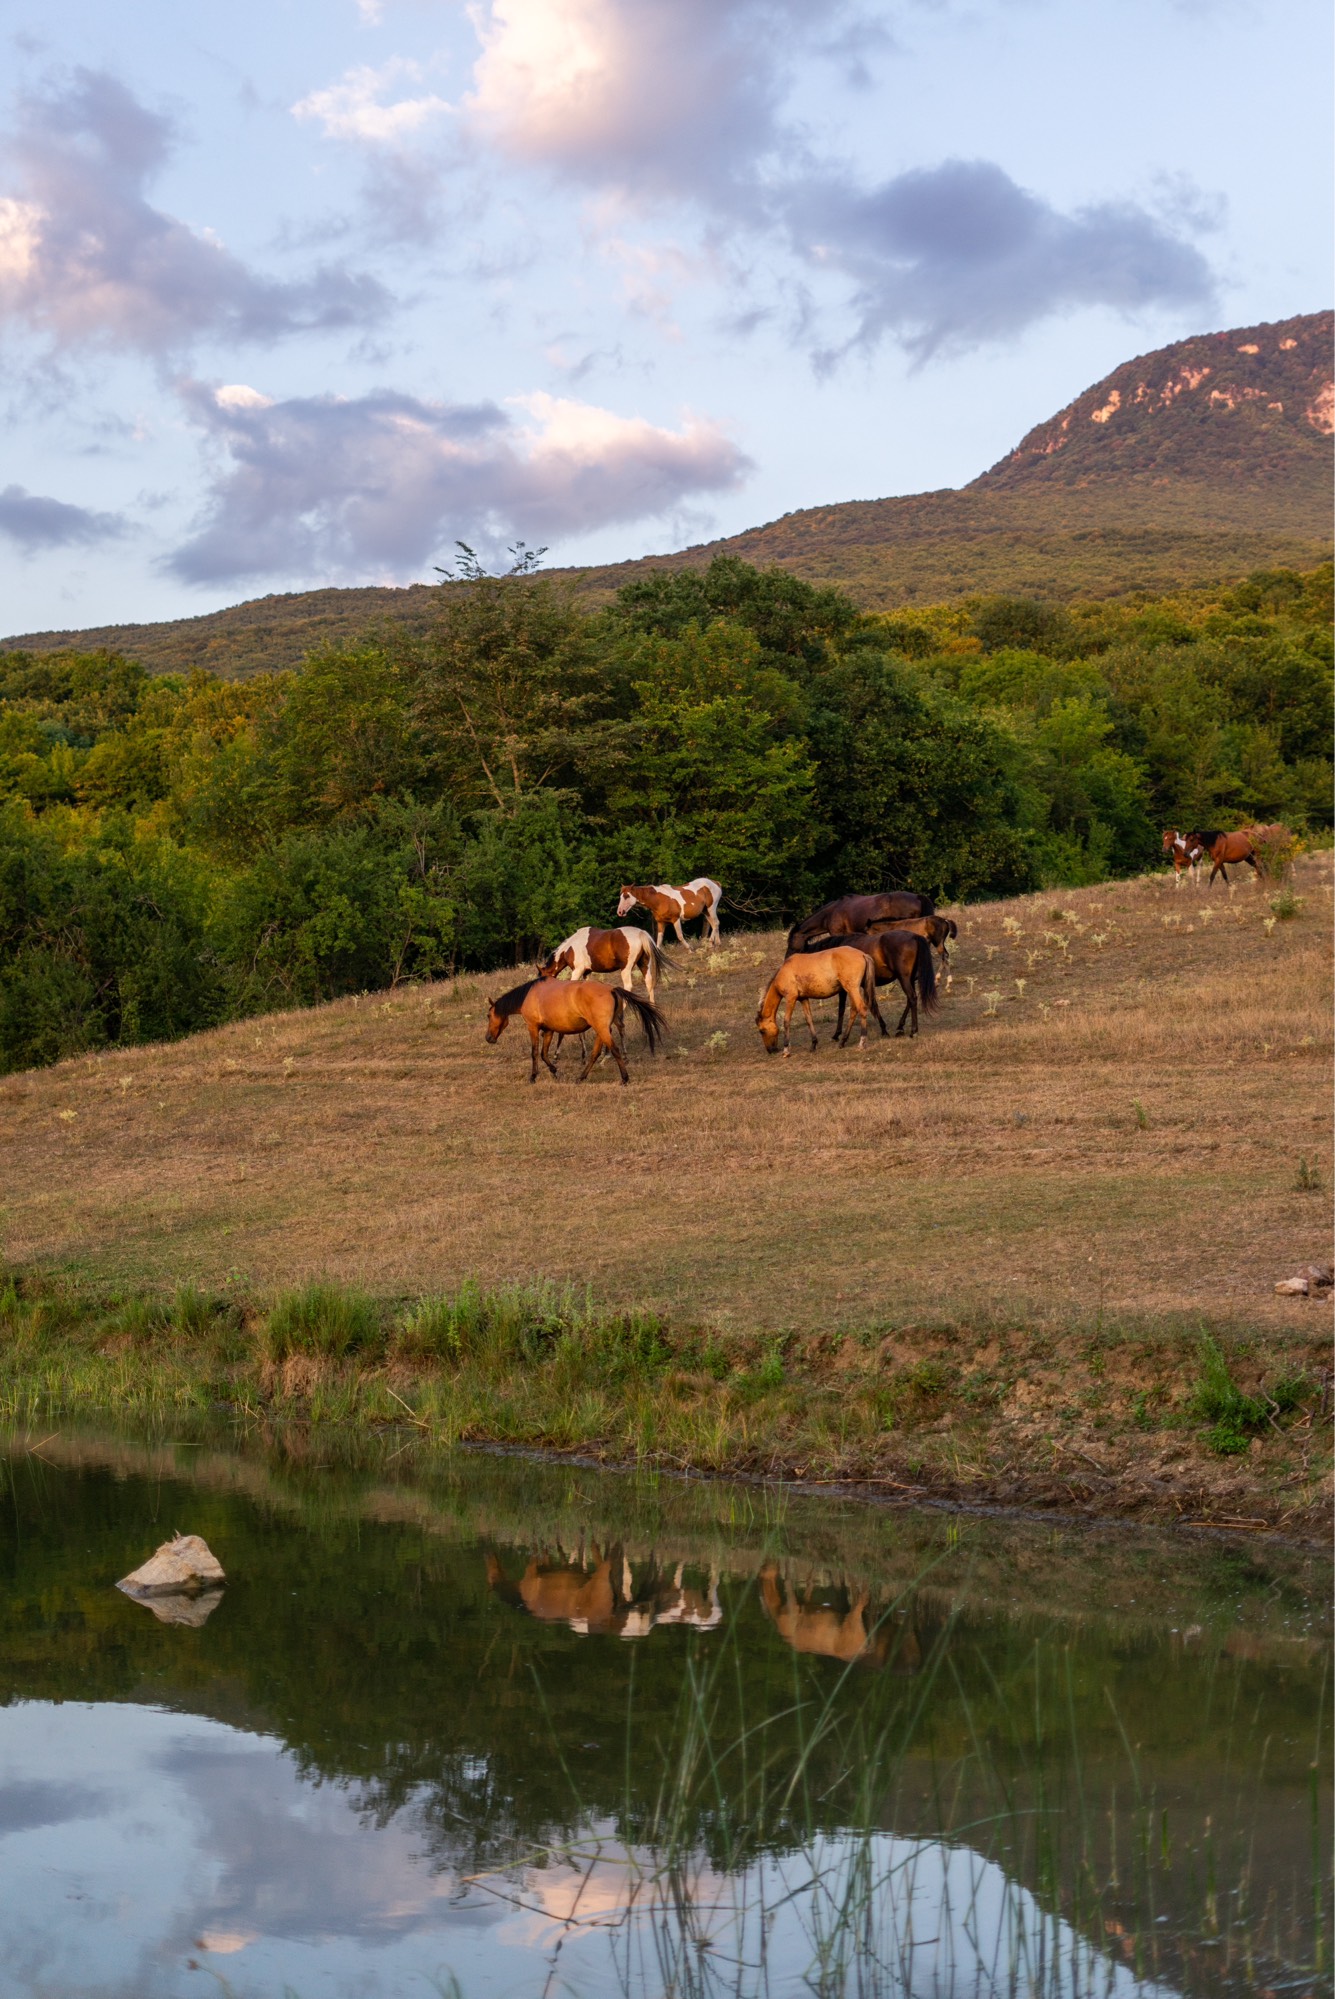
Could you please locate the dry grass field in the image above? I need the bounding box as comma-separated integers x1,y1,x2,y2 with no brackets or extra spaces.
2,853,1331,1335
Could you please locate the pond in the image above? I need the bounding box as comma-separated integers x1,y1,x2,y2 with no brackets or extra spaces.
0,1427,1328,1998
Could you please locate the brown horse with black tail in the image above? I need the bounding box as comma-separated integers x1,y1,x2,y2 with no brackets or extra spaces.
787,890,934,956
485,979,665,1084
1191,829,1261,885
807,928,939,1038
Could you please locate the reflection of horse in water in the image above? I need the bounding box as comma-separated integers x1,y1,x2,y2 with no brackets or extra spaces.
758,1562,921,1672
486,1549,722,1640
652,1563,722,1630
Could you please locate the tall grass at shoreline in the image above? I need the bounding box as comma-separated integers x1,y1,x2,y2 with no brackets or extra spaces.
0,1267,1327,1535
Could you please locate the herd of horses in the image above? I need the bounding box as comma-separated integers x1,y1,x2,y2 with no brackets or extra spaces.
484,829,1273,1082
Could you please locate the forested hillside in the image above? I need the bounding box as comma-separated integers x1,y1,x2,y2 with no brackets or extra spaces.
1,556,1329,1073
5,314,1329,674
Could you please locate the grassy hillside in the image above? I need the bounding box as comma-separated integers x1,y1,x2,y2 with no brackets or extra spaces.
2,855,1330,1533
5,314,1329,673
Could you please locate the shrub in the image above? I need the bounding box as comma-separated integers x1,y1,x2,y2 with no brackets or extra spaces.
265,1283,383,1360
1269,887,1303,919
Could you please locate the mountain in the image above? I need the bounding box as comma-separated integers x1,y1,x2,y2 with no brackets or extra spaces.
4,311,1330,675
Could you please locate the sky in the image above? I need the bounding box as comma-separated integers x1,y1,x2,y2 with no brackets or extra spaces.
0,0,1330,633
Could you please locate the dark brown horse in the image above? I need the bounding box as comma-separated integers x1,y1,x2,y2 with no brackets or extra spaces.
485,979,665,1084
1190,829,1261,885
810,928,939,1039
787,890,934,956
865,911,957,968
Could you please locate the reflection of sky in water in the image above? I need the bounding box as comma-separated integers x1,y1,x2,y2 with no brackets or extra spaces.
0,1702,1177,1999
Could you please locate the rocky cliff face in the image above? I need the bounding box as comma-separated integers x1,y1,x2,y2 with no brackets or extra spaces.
972,311,1332,492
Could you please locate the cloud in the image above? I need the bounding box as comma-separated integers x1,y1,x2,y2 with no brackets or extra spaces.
785,158,1218,361
0,69,389,357
464,0,825,203
292,61,450,145
0,483,128,552
168,380,750,582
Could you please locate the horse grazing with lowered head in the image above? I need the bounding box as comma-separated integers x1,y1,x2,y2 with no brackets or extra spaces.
617,878,722,948
806,927,939,1039
486,978,665,1084
1191,828,1261,886
865,911,958,970
787,890,933,956
538,925,667,1004
756,946,879,1056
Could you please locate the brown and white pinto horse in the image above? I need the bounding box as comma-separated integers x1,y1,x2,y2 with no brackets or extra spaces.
808,928,939,1039
537,924,667,1004
786,890,933,956
1192,828,1261,885
485,978,665,1084
756,946,879,1055
617,877,722,948
1162,828,1205,881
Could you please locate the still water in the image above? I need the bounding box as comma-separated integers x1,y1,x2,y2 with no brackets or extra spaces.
0,1428,1327,1999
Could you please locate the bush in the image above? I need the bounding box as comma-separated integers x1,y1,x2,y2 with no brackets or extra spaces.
265,1283,383,1360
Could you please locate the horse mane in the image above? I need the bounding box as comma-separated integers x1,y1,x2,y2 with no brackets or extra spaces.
1191,830,1222,847
491,980,537,1016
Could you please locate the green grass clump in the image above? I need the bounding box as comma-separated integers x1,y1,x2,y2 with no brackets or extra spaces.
1270,887,1303,919
266,1283,383,1360
1191,1335,1268,1455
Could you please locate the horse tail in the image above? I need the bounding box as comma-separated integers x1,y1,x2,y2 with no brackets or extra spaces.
645,935,670,982
618,989,667,1055
913,935,938,1015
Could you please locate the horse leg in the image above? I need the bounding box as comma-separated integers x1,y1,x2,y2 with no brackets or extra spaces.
577,1031,604,1083
800,997,818,1049
782,992,796,1057
610,1030,630,1085
673,917,690,950
707,900,721,946
869,982,888,1037
1244,852,1260,880
527,1019,542,1083
831,989,846,1042
539,1029,561,1078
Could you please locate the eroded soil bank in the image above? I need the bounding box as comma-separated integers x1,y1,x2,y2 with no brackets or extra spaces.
2,1272,1330,1542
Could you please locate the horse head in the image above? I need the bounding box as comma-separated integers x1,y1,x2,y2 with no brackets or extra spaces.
616,886,638,918
536,949,568,980
484,999,507,1042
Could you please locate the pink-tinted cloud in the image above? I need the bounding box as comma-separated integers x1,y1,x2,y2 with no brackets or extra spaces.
168,380,751,582
0,70,388,358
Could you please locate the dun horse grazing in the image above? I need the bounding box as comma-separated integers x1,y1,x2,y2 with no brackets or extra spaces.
537,924,667,1004
755,946,879,1056
786,889,933,956
810,927,939,1039
486,978,665,1084
758,1563,893,1668
1192,828,1261,885
617,877,722,948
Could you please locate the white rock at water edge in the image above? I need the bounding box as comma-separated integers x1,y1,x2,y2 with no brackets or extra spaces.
117,1533,225,1597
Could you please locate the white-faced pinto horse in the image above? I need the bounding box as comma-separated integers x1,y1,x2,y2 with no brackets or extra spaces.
537,925,667,1005
755,946,879,1056
809,928,939,1039
786,890,933,956
486,979,665,1084
1162,828,1205,883
1192,828,1261,886
617,878,722,949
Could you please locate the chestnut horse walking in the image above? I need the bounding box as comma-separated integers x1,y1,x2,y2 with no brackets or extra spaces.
537,925,667,1004
486,979,665,1084
756,947,879,1056
808,928,939,1039
617,878,722,948
786,890,934,956
1192,828,1261,885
